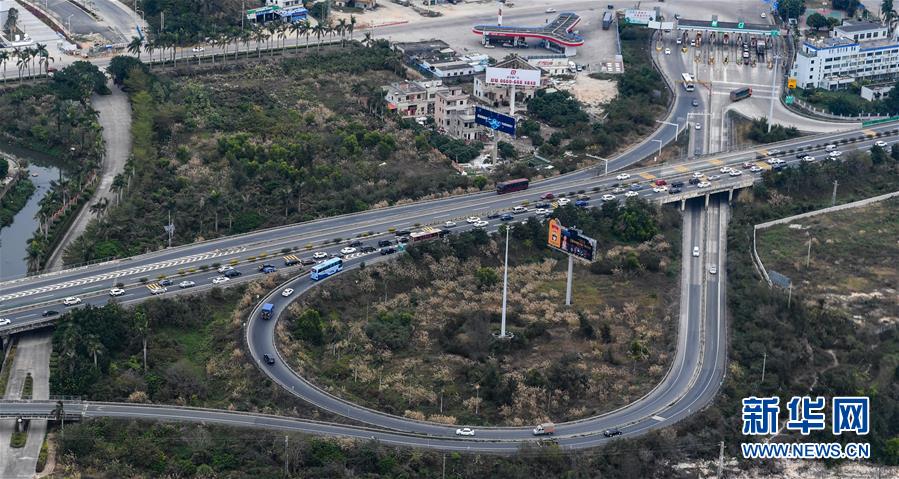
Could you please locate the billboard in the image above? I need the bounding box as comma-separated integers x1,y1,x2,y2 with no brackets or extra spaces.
485,67,541,87
475,106,516,136
548,219,597,262
624,9,655,25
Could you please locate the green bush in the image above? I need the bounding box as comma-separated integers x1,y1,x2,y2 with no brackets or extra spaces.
364,311,413,350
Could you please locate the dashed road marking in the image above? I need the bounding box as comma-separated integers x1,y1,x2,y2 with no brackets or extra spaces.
755,162,772,170
707,159,724,165
673,165,690,173
639,172,656,180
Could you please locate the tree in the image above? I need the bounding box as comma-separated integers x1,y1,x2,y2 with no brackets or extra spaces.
133,308,150,372
50,401,65,434
127,36,143,60
0,158,8,179
806,13,832,30
3,7,18,36
474,267,499,289
778,0,806,21
293,308,324,345
832,0,861,15
884,0,897,26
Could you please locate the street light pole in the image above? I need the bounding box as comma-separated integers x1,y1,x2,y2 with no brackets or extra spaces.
498,224,510,339
768,54,780,133
585,153,608,176
651,139,663,160
656,120,680,142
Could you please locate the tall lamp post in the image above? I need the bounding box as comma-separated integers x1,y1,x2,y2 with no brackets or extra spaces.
493,225,514,340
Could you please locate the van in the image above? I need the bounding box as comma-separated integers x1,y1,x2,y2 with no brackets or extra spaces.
825,144,837,151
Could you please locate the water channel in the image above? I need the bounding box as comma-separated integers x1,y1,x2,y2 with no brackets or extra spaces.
0,142,63,281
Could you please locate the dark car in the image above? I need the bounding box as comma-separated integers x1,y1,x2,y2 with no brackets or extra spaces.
575,199,589,208
487,212,501,219
223,269,242,278
159,279,174,287
397,237,410,244
395,230,411,237
603,429,623,438
796,153,807,159
669,187,682,194
540,192,555,200
259,265,277,273
42,310,59,317
263,354,276,365
360,246,376,253
689,177,701,185
691,99,699,107
500,213,514,221
629,183,644,191
349,240,363,247
301,258,317,266
671,181,684,188
380,247,397,255
534,202,550,209
378,239,392,247
772,163,785,170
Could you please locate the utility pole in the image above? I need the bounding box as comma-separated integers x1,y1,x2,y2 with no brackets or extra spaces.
284,435,289,477
164,211,175,248
565,254,574,306
831,180,839,206
160,11,164,32
768,54,780,133
498,225,511,338
760,351,767,384
717,441,725,478
442,454,446,479
787,282,793,308
806,235,812,268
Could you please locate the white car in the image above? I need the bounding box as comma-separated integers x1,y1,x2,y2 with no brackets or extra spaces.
556,198,571,206
692,246,700,257
444,221,457,228
692,171,704,178
63,297,82,306
664,47,671,55
616,173,630,180
179,280,196,288
729,169,743,176
710,265,718,274
601,194,616,201
0,318,11,326
624,190,639,198
707,175,721,181
281,288,295,297
534,208,548,215
512,206,528,214
652,186,667,193
340,247,357,255
313,251,329,260
828,150,842,158
719,166,732,174
109,288,125,297
191,46,205,52
802,156,815,162
466,216,480,224
473,220,489,228
545,7,557,13
697,181,711,188
766,158,784,165
761,12,766,18
212,276,230,284
612,187,626,194
750,166,763,173
455,428,476,436
874,140,888,148
149,286,167,295
695,122,702,130
217,265,233,274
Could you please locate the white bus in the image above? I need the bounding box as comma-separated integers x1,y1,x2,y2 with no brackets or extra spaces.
681,73,695,92
310,258,343,281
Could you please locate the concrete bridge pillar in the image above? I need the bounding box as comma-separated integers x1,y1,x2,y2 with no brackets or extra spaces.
705,193,710,208
728,188,734,203
681,198,686,211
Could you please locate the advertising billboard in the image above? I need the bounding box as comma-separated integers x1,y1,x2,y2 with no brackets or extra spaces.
624,9,655,25
547,219,597,262
475,106,516,136
485,67,541,87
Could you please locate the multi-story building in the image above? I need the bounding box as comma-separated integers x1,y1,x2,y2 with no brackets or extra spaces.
792,21,899,90
382,80,449,118
434,87,479,141
472,56,542,111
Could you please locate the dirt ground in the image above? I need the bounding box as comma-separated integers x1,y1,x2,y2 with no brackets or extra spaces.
556,76,618,117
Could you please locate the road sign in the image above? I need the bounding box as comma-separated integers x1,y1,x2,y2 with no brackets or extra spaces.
475,107,516,136
770,30,780,37
485,67,541,87
787,78,797,89
548,219,597,262
785,95,794,105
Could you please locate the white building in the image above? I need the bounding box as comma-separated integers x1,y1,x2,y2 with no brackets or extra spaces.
792,22,899,90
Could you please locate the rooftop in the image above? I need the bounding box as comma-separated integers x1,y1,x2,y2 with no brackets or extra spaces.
385,81,427,94
676,18,773,34
472,12,584,47
836,21,885,33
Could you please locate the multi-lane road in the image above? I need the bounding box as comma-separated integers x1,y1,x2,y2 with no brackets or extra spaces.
1,198,727,451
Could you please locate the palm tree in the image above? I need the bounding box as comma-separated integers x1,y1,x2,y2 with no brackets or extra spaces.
253,25,267,58
304,21,313,48
883,0,897,27
349,15,356,41
133,308,150,372
111,173,126,204
241,28,252,59
84,334,104,369
336,18,348,46
144,40,154,68
35,43,52,76
0,50,9,83
278,23,289,54
266,21,280,57
208,190,222,233
313,23,325,49
362,31,372,47
127,36,143,60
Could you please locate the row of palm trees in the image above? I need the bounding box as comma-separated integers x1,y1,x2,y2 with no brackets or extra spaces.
0,43,54,82
126,16,367,67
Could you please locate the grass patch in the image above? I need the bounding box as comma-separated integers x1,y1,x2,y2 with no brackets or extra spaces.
0,177,36,228
10,429,27,448
22,373,33,398
35,433,49,472
0,340,18,395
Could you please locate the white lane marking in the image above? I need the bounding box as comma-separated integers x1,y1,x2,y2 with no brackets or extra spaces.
651,415,665,422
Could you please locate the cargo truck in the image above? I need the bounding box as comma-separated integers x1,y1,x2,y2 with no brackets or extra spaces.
533,422,556,435
260,303,275,320
602,11,613,29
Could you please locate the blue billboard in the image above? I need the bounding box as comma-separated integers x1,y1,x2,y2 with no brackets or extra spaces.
475,106,516,136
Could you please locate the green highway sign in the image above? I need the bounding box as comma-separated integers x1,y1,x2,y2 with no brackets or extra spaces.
771,30,780,37
785,95,794,105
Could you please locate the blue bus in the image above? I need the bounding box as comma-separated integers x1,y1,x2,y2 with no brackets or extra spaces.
310,258,343,280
